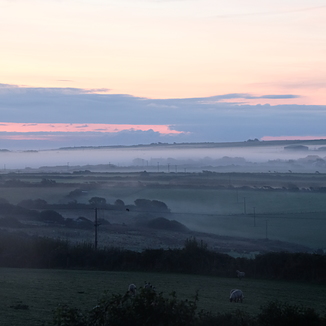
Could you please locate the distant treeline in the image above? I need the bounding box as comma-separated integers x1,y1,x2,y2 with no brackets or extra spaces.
0,233,325,283
4,175,326,193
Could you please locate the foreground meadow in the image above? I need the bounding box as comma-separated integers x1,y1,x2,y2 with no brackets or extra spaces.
0,268,325,326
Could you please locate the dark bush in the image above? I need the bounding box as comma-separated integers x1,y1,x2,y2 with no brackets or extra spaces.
258,300,321,326
88,197,107,207
40,178,56,186
114,199,125,207
75,217,93,229
134,199,170,213
53,288,200,326
146,217,189,232
52,288,260,326
39,210,65,224
67,189,83,197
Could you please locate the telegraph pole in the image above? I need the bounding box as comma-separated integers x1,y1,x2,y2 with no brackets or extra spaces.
253,207,256,227
243,197,246,215
94,208,99,249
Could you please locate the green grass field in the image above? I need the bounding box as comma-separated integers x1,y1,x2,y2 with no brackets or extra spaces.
0,268,325,326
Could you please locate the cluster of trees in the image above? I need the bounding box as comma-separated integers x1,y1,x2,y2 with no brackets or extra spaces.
0,233,325,283
0,197,171,229
16,195,169,212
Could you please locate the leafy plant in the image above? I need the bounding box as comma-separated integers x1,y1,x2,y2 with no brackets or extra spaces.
53,288,200,326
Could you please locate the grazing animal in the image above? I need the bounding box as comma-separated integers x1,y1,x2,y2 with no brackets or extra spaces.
236,270,245,280
229,289,244,303
128,283,137,296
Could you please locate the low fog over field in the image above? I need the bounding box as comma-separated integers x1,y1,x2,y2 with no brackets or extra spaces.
1,140,326,173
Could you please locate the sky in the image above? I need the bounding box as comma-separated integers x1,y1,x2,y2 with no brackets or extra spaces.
0,0,326,150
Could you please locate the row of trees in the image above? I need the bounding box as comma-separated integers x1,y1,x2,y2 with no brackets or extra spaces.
16,196,170,212
0,233,325,283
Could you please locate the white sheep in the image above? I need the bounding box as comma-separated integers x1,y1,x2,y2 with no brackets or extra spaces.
229,289,244,303
128,283,137,296
236,270,245,280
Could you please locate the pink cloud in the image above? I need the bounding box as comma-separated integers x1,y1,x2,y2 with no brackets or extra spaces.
0,122,182,134
0,135,56,141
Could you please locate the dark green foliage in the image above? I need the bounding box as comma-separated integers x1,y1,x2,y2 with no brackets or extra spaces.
75,217,94,229
41,178,57,186
52,304,85,326
52,291,326,326
114,199,125,207
184,237,208,251
146,217,189,232
67,188,85,198
197,309,257,326
89,197,107,207
255,252,326,282
134,199,170,213
0,233,326,283
53,287,200,326
258,300,321,326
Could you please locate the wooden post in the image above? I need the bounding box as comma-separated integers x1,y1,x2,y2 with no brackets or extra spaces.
94,208,98,249
253,207,256,227
243,197,246,215
265,219,268,239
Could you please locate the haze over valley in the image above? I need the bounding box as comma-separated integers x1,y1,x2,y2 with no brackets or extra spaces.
1,139,326,173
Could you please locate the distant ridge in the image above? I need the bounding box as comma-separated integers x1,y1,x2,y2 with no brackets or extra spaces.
58,139,326,151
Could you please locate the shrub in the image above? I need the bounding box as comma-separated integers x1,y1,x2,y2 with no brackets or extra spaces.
146,217,189,232
134,199,170,213
258,300,321,326
39,210,65,224
52,304,85,326
89,197,107,207
52,288,258,326
114,199,125,207
53,288,200,326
